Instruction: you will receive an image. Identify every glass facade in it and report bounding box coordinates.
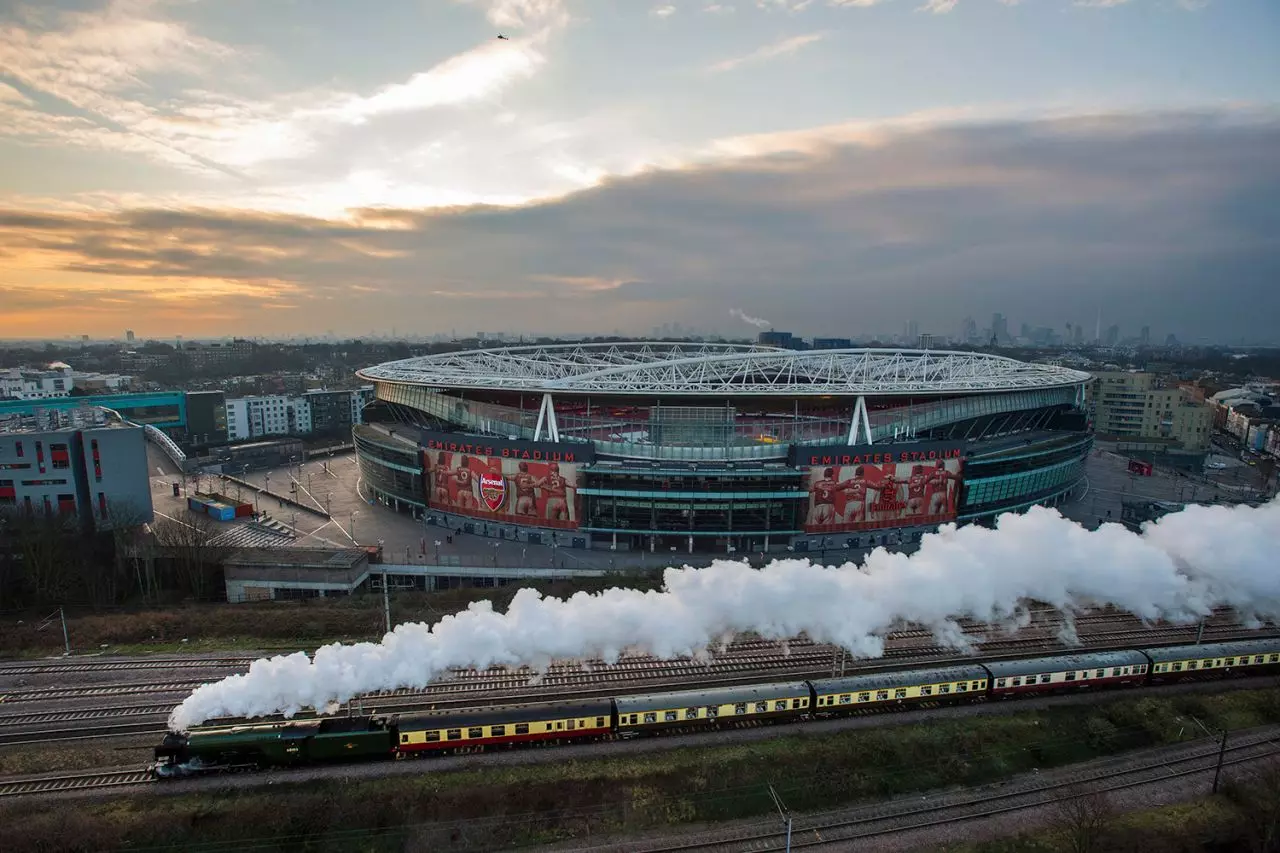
[353,427,425,509]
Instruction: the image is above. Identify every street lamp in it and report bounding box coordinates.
[434,539,441,564]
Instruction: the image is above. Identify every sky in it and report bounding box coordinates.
[0,0,1277,343]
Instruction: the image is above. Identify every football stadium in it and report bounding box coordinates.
[354,343,1093,556]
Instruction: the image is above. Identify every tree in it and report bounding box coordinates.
[1226,759,1280,853]
[151,513,233,600]
[1053,786,1115,853]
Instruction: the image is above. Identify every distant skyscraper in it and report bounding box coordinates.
[918,333,935,350]
[961,317,977,344]
[125,330,135,343]
[1140,325,1151,346]
[991,313,1008,345]
[1073,324,1084,345]
[1105,324,1120,347]
[906,320,920,344]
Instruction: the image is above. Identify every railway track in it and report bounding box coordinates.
[0,768,154,798]
[631,730,1280,852]
[1,627,1275,748]
[0,656,259,678]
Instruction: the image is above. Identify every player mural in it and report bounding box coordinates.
[793,442,965,534]
[421,431,592,531]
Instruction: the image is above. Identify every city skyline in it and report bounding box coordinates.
[1,0,1278,340]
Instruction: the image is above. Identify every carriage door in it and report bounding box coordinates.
[567,719,576,731]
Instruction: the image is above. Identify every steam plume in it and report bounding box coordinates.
[730,308,772,329]
[169,499,1280,730]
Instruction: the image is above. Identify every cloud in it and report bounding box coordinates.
[0,111,1277,340]
[457,0,570,29]
[918,0,959,12]
[708,32,826,73]
[651,4,678,16]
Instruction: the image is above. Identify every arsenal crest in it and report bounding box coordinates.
[479,473,507,512]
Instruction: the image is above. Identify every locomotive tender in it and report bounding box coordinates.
[154,637,1280,777]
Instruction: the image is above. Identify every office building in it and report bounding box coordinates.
[1088,372,1214,451]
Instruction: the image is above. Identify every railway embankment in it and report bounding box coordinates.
[4,687,1279,852]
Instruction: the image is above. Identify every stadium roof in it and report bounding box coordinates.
[358,343,1092,397]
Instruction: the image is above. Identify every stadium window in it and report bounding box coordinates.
[755,702,768,714]
[876,691,889,701]
[664,711,677,722]
[643,713,657,724]
[468,727,483,739]
[515,724,529,735]
[774,701,787,711]
[894,689,907,699]
[685,708,698,720]
[490,726,505,737]
[858,692,871,702]
[446,729,461,741]
[734,703,747,715]
[425,732,440,742]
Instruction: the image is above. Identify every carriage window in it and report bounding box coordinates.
[858,692,871,702]
[876,690,889,701]
[775,701,787,711]
[996,679,1007,688]
[706,706,719,718]
[1065,671,1076,680]
[894,689,907,699]
[490,726,505,737]
[1010,678,1021,687]
[920,686,933,696]
[1188,661,1198,670]
[446,729,462,741]
[755,702,768,713]
[664,711,677,722]
[1270,655,1279,663]
[686,708,699,720]
[734,703,748,715]
[955,683,967,693]
[839,694,852,705]
[515,724,529,735]
[597,717,605,727]
[401,734,410,743]
[1172,663,1183,672]
[425,731,440,742]
[1225,658,1236,666]
[1256,655,1267,664]
[1095,670,1105,678]
[567,720,576,731]
[939,685,951,694]
[1040,674,1052,684]
[468,727,483,738]
[643,713,657,724]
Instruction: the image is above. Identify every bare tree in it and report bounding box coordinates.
[151,513,233,600]
[103,499,154,604]
[1226,759,1280,853]
[1053,785,1115,853]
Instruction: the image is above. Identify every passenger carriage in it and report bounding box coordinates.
[614,682,809,736]
[1142,638,1280,682]
[985,650,1148,698]
[808,664,989,712]
[394,701,613,755]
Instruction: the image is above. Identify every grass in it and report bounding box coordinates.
[4,687,1279,852]
[0,575,666,658]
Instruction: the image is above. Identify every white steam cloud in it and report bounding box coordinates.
[169,499,1280,731]
[730,308,772,329]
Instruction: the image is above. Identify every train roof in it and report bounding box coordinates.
[983,650,1148,678]
[396,700,613,731]
[1141,637,1280,662]
[808,664,989,695]
[614,681,810,713]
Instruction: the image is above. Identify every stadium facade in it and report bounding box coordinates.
[354,344,1093,556]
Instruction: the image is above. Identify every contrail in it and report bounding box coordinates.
[169,498,1280,730]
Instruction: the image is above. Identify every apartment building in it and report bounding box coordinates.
[1088,371,1214,451]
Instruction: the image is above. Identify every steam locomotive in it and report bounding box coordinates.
[154,637,1280,777]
